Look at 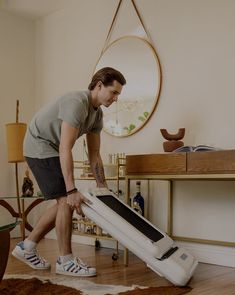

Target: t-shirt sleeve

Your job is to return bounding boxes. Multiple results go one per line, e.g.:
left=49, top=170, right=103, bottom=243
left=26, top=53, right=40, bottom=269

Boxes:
left=58, top=98, right=87, bottom=128
left=90, top=110, right=103, bottom=133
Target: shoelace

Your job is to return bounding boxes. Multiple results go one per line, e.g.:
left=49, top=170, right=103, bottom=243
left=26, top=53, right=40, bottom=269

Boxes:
left=74, top=257, right=89, bottom=268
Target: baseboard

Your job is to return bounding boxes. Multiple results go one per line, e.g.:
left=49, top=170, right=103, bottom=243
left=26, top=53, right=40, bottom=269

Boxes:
left=176, top=241, right=235, bottom=268
left=45, top=231, right=235, bottom=268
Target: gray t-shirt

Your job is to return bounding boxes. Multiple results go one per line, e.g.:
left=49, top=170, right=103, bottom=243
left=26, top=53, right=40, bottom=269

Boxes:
left=24, top=90, right=103, bottom=158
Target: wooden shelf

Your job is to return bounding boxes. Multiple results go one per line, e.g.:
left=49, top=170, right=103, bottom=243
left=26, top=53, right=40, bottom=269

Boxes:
left=74, top=176, right=125, bottom=181
left=73, top=158, right=126, bottom=251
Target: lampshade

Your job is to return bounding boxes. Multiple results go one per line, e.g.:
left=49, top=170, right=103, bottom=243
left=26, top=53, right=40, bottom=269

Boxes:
left=6, top=123, right=27, bottom=163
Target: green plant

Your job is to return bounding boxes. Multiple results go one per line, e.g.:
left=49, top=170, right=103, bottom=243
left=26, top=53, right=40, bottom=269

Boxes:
left=138, top=111, right=149, bottom=122
left=124, top=124, right=136, bottom=134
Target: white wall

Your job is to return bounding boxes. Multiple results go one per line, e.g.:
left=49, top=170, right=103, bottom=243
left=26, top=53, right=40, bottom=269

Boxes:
left=2, top=0, right=235, bottom=266
left=0, top=10, right=35, bottom=235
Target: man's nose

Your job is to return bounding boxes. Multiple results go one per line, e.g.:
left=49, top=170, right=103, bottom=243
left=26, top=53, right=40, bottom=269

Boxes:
left=113, top=95, right=118, bottom=102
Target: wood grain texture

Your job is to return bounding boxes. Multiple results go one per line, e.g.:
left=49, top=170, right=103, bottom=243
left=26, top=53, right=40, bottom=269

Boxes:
left=5, top=239, right=235, bottom=294
left=187, top=150, right=235, bottom=173
left=126, top=154, right=186, bottom=175
left=0, top=230, right=10, bottom=281
left=126, top=150, right=235, bottom=175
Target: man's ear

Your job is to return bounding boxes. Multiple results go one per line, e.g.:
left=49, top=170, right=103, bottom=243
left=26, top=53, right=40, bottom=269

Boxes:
left=97, top=81, right=102, bottom=88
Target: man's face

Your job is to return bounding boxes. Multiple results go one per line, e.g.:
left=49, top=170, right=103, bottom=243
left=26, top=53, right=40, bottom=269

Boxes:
left=98, top=80, right=123, bottom=107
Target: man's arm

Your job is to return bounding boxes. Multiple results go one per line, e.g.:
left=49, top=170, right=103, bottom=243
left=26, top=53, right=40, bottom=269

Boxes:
left=86, top=132, right=108, bottom=188
left=60, top=121, right=90, bottom=214
left=59, top=121, right=78, bottom=191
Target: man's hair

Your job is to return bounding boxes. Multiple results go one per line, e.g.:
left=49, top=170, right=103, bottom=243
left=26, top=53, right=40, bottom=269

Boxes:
left=88, top=67, right=126, bottom=90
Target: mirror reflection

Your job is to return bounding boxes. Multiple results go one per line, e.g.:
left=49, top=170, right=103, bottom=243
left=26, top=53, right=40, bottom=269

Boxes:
left=95, top=36, right=161, bottom=137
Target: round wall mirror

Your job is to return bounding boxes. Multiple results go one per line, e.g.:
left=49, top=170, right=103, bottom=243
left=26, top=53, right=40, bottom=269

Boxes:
left=95, top=36, right=162, bottom=137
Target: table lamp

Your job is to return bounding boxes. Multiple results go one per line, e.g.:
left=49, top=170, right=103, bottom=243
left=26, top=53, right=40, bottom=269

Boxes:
left=5, top=100, right=27, bottom=217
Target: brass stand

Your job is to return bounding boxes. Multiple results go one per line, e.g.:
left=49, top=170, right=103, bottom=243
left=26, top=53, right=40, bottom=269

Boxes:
left=5, top=100, right=27, bottom=238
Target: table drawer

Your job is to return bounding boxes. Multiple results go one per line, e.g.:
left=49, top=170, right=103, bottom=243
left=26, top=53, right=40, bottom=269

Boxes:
left=187, top=150, right=235, bottom=173
left=126, top=153, right=186, bottom=175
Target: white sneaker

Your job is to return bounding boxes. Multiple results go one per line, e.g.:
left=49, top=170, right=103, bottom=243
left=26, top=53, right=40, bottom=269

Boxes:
left=56, top=256, right=96, bottom=277
left=12, top=241, right=51, bottom=270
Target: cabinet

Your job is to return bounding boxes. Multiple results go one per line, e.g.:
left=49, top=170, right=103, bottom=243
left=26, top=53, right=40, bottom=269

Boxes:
left=72, top=156, right=125, bottom=260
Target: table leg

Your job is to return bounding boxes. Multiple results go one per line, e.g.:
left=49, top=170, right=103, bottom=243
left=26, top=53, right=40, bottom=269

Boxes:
left=124, top=177, right=131, bottom=266
left=167, top=180, right=173, bottom=236
left=0, top=199, right=20, bottom=232
left=124, top=247, right=129, bottom=266
left=146, top=179, right=150, bottom=219
left=21, top=198, right=25, bottom=240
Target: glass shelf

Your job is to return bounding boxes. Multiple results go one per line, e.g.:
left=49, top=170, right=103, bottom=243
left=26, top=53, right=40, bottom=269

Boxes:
left=0, top=220, right=20, bottom=232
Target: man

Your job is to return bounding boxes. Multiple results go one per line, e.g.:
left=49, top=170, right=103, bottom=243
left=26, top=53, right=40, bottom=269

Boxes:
left=12, top=67, right=126, bottom=277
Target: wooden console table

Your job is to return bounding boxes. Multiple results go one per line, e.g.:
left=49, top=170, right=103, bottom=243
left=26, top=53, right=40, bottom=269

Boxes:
left=0, top=196, right=44, bottom=239
left=125, top=150, right=235, bottom=248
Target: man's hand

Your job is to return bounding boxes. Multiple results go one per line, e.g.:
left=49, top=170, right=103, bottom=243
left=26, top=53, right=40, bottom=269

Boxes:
left=67, top=191, right=91, bottom=215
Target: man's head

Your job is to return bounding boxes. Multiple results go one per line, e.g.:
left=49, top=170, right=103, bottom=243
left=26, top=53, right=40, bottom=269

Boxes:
left=89, top=67, right=126, bottom=108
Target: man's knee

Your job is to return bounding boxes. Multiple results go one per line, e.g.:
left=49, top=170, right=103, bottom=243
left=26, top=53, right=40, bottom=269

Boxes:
left=57, top=196, right=68, bottom=206
left=56, top=196, right=74, bottom=213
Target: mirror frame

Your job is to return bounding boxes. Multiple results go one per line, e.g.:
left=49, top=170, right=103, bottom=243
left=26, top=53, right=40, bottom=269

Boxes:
left=94, top=35, right=162, bottom=137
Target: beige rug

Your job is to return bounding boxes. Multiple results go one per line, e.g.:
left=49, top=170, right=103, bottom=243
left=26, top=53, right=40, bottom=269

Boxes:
left=2, top=275, right=192, bottom=295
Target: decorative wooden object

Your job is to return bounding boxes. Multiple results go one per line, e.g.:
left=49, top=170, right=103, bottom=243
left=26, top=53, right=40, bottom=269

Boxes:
left=126, top=153, right=186, bottom=175
left=160, top=128, right=185, bottom=152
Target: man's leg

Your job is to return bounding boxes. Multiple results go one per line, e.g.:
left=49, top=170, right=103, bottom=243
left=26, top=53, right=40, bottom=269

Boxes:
left=27, top=202, right=58, bottom=242
left=55, top=196, right=96, bottom=277
left=55, top=196, right=73, bottom=255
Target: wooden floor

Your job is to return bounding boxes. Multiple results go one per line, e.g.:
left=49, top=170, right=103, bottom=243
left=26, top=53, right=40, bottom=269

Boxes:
left=5, top=238, right=235, bottom=294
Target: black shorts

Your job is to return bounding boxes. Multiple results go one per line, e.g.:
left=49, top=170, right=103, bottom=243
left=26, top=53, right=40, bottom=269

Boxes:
left=26, top=156, right=67, bottom=200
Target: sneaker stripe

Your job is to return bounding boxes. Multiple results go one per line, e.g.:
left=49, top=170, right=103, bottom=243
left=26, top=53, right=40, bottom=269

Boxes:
left=34, top=261, right=41, bottom=265
left=70, top=266, right=76, bottom=272
left=66, top=262, right=74, bottom=271
left=28, top=257, right=41, bottom=264
left=75, top=267, right=81, bottom=273
left=29, top=258, right=39, bottom=263
left=27, top=255, right=37, bottom=260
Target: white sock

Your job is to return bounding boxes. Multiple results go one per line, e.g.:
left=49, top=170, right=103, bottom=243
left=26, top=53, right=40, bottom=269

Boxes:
left=60, top=254, right=73, bottom=264
left=23, top=239, right=37, bottom=252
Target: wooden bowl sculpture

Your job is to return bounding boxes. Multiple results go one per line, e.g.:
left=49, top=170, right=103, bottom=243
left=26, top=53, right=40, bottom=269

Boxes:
left=160, top=128, right=185, bottom=152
